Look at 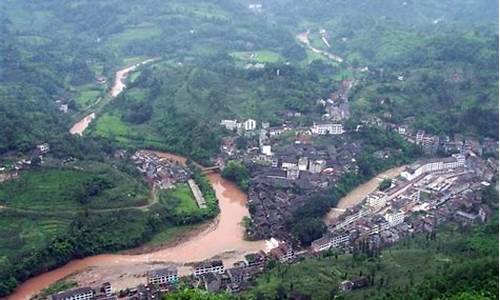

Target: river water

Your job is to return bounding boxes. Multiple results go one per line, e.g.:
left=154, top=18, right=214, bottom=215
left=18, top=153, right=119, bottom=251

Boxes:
left=324, top=166, right=406, bottom=225
left=68, top=58, right=157, bottom=136
left=8, top=164, right=267, bottom=299
left=15, top=56, right=403, bottom=299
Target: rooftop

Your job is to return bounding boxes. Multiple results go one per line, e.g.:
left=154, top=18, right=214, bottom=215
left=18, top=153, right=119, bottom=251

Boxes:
left=51, top=287, right=93, bottom=300
left=147, top=267, right=177, bottom=278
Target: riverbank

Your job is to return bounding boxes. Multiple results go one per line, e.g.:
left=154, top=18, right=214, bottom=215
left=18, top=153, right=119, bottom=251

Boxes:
left=324, top=166, right=406, bottom=225
left=69, top=58, right=158, bottom=136
left=7, top=166, right=267, bottom=300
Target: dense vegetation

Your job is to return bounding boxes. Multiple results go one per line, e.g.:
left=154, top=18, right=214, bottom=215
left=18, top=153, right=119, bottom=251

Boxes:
left=245, top=213, right=499, bottom=300
left=0, top=163, right=148, bottom=210
left=0, top=0, right=497, bottom=297
left=0, top=160, right=219, bottom=296
left=222, top=160, right=251, bottom=191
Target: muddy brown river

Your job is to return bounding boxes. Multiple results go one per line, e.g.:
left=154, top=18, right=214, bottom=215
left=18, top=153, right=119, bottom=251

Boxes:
left=324, top=166, right=406, bottom=225
left=8, top=159, right=267, bottom=299
left=69, top=58, right=157, bottom=136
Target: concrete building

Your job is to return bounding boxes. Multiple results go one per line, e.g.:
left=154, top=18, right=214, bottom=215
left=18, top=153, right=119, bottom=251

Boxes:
left=102, top=282, right=112, bottom=296
left=309, top=159, right=326, bottom=174
left=401, top=156, right=464, bottom=180
left=311, top=231, right=351, bottom=252
left=220, top=120, right=239, bottom=131
left=311, top=123, right=344, bottom=135
left=193, top=260, right=225, bottom=277
left=36, top=143, right=50, bottom=154
left=281, top=157, right=298, bottom=170
left=298, top=157, right=309, bottom=171
left=261, top=145, right=272, bottom=156
left=269, top=243, right=295, bottom=263
left=147, top=267, right=179, bottom=284
left=384, top=211, right=405, bottom=227
left=51, top=287, right=94, bottom=300
left=286, top=166, right=300, bottom=180
left=243, top=119, right=257, bottom=131
left=366, top=192, right=387, bottom=209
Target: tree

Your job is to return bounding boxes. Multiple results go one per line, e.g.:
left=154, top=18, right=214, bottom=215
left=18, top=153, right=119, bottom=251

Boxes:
left=221, top=160, right=250, bottom=191
left=378, top=179, right=392, bottom=191
left=292, top=217, right=327, bottom=246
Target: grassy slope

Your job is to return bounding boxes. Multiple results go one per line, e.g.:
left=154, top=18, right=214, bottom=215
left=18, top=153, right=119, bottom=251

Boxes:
left=244, top=221, right=499, bottom=300
left=0, top=163, right=148, bottom=211
left=160, top=184, right=200, bottom=215
left=0, top=162, right=150, bottom=267
left=0, top=211, right=71, bottom=264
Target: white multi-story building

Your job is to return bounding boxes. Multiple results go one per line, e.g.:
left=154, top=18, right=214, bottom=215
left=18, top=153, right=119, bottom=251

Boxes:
left=311, top=231, right=351, bottom=252
left=281, top=158, right=298, bottom=170
left=261, top=145, right=272, bottom=156
left=309, top=159, right=326, bottom=174
left=401, top=156, right=464, bottom=180
left=311, top=123, right=344, bottom=135
left=397, top=126, right=407, bottom=135
left=384, top=211, right=405, bottom=227
left=243, top=119, right=257, bottom=131
left=51, top=287, right=94, bottom=300
left=193, top=260, right=225, bottom=277
left=220, top=120, right=239, bottom=131
left=366, top=192, right=387, bottom=209
left=335, top=209, right=369, bottom=230
left=298, top=157, right=309, bottom=171
left=147, top=267, right=179, bottom=285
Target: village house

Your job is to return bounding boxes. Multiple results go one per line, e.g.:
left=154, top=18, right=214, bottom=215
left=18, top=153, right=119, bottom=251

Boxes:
left=220, top=119, right=239, bottom=131
left=286, top=166, right=300, bottom=180
left=101, top=282, right=112, bottom=296
left=298, top=157, right=309, bottom=171
left=269, top=242, right=295, bottom=263
left=401, top=155, right=465, bottom=180
left=281, top=157, right=298, bottom=170
left=310, top=123, right=344, bottom=135
left=244, top=251, right=267, bottom=267
left=36, top=143, right=50, bottom=154
left=243, top=119, right=257, bottom=131
left=193, top=260, right=225, bottom=277
left=147, top=267, right=179, bottom=285
left=309, top=159, right=326, bottom=174
left=59, top=104, right=69, bottom=113
left=311, top=231, right=351, bottom=252
left=339, top=276, right=369, bottom=292
left=95, top=76, right=107, bottom=85
left=366, top=193, right=387, bottom=210
left=384, top=210, right=405, bottom=227
left=51, top=287, right=94, bottom=300
left=201, top=273, right=223, bottom=293
left=261, top=145, right=272, bottom=156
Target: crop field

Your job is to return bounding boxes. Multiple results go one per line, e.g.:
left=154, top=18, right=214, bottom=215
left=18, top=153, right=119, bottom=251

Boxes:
left=0, top=163, right=148, bottom=211
left=230, top=50, right=285, bottom=63
left=160, top=184, right=199, bottom=215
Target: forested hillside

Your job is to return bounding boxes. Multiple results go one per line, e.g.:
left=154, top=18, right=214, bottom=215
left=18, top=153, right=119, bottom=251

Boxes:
left=0, top=0, right=497, bottom=297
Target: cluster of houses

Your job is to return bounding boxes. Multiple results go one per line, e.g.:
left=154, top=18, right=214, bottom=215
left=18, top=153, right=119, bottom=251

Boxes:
left=311, top=153, right=496, bottom=255
left=242, top=139, right=360, bottom=239
left=0, top=143, right=51, bottom=183
left=50, top=283, right=113, bottom=300
left=50, top=242, right=295, bottom=300
left=220, top=119, right=257, bottom=133
left=217, top=111, right=358, bottom=239
left=131, top=150, right=191, bottom=190
left=317, top=79, right=353, bottom=122
left=374, top=117, right=500, bottom=157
